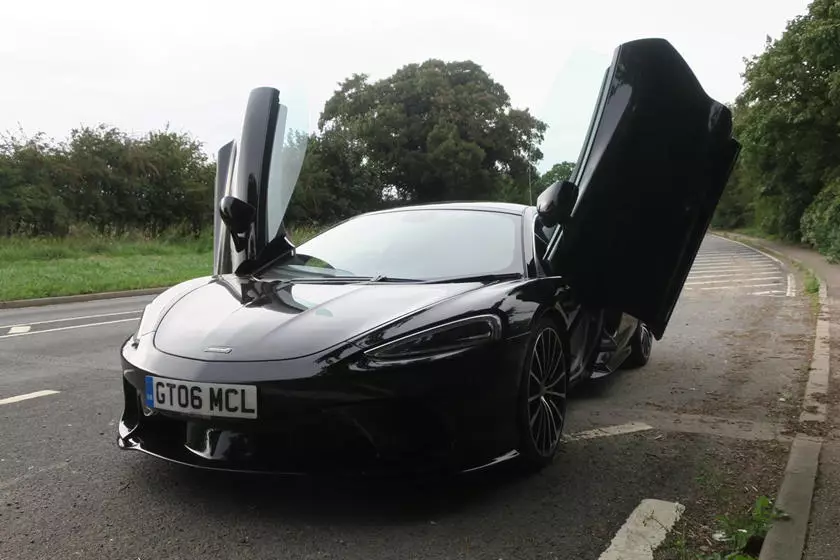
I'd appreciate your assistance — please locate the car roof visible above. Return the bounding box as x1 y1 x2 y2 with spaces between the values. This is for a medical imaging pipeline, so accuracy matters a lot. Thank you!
359 201 531 217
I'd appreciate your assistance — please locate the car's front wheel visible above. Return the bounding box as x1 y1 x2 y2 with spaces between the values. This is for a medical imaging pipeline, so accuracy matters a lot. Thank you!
517 316 569 471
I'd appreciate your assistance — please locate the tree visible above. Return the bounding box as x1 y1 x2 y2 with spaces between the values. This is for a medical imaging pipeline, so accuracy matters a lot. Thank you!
0 130 69 236
536 161 576 191
732 0 840 241
0 124 215 238
287 130 385 226
318 60 547 204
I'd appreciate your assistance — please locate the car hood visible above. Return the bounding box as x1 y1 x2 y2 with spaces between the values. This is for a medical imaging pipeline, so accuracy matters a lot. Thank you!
152 276 484 361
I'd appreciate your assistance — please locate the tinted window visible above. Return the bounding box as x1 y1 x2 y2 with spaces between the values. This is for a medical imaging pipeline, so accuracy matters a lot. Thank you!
265 105 305 240
266 209 523 280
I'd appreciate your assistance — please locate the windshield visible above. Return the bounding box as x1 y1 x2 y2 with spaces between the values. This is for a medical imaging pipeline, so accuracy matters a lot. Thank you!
263 209 524 281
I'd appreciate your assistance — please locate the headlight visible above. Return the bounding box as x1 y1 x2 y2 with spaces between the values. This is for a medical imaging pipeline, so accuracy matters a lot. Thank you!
131 304 154 346
130 277 211 345
363 314 503 366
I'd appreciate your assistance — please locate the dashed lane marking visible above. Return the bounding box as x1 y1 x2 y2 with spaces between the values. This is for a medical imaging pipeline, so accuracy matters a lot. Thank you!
598 499 685 560
564 422 654 441
7 326 31 334
0 309 142 330
0 317 139 340
0 390 60 406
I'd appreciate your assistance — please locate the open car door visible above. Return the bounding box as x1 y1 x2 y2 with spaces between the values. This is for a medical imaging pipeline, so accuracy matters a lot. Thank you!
544 38 741 340
213 87 307 277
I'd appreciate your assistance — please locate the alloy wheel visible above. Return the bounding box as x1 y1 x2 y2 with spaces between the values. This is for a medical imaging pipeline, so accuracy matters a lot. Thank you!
526 327 567 457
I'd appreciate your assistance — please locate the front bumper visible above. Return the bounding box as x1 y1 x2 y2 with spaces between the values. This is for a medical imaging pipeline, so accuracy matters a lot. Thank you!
117 336 528 476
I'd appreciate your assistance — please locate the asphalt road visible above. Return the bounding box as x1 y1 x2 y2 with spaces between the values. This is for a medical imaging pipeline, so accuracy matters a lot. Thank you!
0 235 815 560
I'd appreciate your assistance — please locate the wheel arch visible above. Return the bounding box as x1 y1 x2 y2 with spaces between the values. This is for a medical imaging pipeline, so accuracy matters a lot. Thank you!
527 306 573 370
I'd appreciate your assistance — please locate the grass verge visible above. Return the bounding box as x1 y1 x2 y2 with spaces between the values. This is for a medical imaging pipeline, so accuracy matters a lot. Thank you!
803 268 820 295
655 438 789 560
660 495 787 560
0 225 324 301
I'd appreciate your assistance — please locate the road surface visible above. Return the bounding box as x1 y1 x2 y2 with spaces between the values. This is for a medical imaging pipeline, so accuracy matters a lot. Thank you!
0 235 815 560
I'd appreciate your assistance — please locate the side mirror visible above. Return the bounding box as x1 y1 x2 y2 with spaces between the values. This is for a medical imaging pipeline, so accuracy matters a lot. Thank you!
219 195 257 254
536 180 579 227
219 195 256 234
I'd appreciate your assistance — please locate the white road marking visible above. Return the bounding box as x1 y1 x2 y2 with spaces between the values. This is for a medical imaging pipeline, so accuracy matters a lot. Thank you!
7 326 31 334
697 282 785 291
0 390 60 406
685 275 783 286
693 255 773 263
0 317 139 340
688 270 781 279
750 290 787 296
689 265 779 273
693 259 772 265
598 499 685 560
694 236 793 297
565 422 653 441
0 309 142 330
714 235 788 266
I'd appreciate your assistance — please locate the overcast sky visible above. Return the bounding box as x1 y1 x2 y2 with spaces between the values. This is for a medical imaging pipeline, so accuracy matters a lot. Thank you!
2 0 810 170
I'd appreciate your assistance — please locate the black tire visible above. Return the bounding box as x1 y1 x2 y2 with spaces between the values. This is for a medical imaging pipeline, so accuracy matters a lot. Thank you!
516 315 569 472
622 320 653 369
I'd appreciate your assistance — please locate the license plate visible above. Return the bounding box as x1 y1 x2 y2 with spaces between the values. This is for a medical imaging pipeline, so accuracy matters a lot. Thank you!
144 376 258 419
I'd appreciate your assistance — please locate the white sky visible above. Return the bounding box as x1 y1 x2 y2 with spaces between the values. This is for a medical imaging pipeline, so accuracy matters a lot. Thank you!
1 0 810 171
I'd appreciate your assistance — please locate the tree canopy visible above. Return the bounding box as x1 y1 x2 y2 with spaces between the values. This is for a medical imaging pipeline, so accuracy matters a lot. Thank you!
535 161 576 191
0 126 214 237
318 60 547 205
714 0 840 260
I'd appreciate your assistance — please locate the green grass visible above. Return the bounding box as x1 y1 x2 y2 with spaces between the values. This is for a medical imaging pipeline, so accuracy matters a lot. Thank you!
803 269 820 295
0 225 325 302
661 496 785 560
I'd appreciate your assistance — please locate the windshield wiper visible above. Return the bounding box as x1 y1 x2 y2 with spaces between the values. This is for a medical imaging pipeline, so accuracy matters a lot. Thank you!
420 272 523 284
263 275 372 285
263 274 417 285
368 274 418 283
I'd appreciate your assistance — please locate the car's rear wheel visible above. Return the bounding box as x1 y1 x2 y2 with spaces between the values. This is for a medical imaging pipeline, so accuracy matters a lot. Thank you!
622 320 653 369
517 316 568 471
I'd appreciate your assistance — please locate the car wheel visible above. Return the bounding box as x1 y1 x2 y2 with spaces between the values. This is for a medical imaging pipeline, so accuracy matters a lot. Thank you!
517 316 569 471
623 320 653 369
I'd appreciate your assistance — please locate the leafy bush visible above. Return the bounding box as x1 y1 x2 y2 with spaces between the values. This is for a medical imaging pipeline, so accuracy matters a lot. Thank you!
801 178 840 263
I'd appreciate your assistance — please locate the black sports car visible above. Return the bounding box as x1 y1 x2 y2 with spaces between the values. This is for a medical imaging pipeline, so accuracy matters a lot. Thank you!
117 38 740 475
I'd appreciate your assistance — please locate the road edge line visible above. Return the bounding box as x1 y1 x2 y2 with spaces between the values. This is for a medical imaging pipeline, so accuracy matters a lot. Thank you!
0 287 170 310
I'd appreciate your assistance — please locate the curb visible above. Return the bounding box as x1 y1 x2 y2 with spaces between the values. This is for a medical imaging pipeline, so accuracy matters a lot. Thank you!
0 287 169 310
710 232 831 560
759 434 823 560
